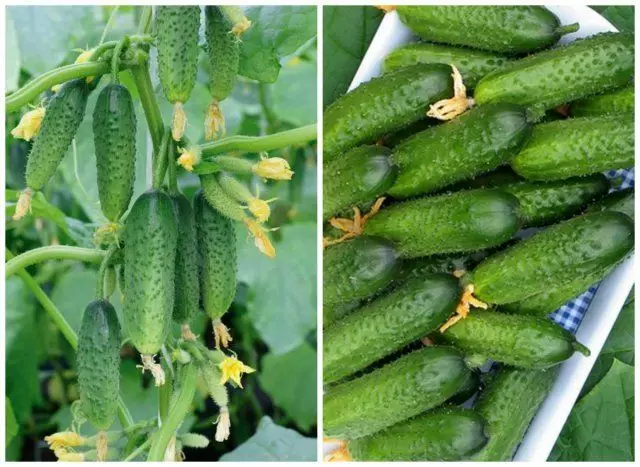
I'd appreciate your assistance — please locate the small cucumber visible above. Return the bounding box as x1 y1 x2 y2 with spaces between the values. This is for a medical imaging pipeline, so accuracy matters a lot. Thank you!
323 145 397 221
364 189 520 258
323 64 453 161
571 84 634 117
347 407 488 461
441 310 589 368
473 368 557 461
396 6 576 54
472 211 634 304
205 6 239 102
511 115 633 180
587 188 634 220
388 103 532 198
324 346 474 440
77 299 121 430
323 274 460 384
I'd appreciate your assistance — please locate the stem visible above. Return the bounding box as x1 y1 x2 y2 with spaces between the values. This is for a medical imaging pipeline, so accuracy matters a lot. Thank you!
152 129 170 189
111 36 130 83
167 139 178 194
5 246 105 278
158 352 173 425
123 437 152 462
130 63 163 152
258 83 278 132
99 6 120 45
96 246 117 299
138 6 153 35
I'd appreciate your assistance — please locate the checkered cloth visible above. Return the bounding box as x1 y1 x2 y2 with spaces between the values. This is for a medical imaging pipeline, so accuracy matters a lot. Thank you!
550 168 635 333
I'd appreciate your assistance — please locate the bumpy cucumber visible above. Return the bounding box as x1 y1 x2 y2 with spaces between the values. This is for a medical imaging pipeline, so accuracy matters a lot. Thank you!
473 368 557 461
324 64 453 161
323 301 360 329
171 193 200 325
474 33 634 115
348 407 488 461
472 211 634 304
587 188 634 219
93 84 137 222
199 174 246 221
77 299 121 430
205 6 239 102
511 114 633 180
324 346 474 439
388 103 531 197
324 274 460 384
323 145 397 220
384 42 509 88
451 166 523 191
194 190 237 322
25 79 90 191
396 6 576 54
383 119 437 147
395 252 486 285
364 189 520 258
441 310 589 368
323 236 398 306
124 190 177 355
571 84 634 117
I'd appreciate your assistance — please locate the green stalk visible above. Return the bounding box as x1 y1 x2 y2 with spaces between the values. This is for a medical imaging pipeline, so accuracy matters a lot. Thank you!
137 6 153 35
5 246 105 278
130 63 164 152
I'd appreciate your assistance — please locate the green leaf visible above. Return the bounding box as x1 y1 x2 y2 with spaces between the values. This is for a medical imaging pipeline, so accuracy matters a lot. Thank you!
239 6 317 83
323 6 383 107
271 58 317 127
219 416 316 461
591 6 634 34
6 398 19 446
258 343 317 431
5 11 21 93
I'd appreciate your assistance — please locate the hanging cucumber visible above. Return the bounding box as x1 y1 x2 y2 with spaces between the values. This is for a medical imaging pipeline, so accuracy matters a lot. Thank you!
571 84 634 117
587 188 634 219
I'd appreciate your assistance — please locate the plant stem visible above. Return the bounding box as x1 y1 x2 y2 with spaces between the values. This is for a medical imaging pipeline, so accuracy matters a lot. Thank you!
96 246 117 299
123 436 152 462
258 83 278 132
5 246 105 278
138 6 153 35
130 63 164 152
152 129 170 189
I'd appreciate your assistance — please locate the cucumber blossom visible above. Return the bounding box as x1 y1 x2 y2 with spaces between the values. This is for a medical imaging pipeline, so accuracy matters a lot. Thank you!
571 84 634 117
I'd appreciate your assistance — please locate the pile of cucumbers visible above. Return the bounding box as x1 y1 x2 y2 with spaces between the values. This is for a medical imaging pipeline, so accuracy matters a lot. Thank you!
323 6 634 462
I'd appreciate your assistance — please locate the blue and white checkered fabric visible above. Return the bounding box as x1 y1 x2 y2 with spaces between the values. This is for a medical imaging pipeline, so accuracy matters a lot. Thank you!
550 168 635 333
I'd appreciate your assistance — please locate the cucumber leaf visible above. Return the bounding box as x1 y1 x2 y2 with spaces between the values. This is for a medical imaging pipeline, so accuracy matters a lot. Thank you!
6 397 19 446
590 6 635 34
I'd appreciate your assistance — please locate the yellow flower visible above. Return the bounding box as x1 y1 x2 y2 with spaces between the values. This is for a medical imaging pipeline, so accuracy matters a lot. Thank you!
252 156 294 181
244 218 276 258
45 431 87 450
232 17 252 36
248 197 275 223
54 448 85 462
215 406 231 442
177 146 201 172
75 48 96 83
11 107 46 141
218 355 255 388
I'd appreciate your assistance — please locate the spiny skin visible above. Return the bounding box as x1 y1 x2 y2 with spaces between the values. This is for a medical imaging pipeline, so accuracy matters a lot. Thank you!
383 42 509 88
395 251 486 285
93 84 137 222
124 190 177 355
450 166 522 191
474 33 635 115
472 211 634 304
473 368 557 461
587 188 634 220
26 79 90 190
364 189 520 258
323 64 453 161
383 119 437 148
77 299 121 430
511 114 634 180
323 346 473 440
194 190 237 322
171 193 200 324
349 407 488 461
199 174 246 221
571 84 634 117
205 6 239 102
389 103 532 198
396 6 569 54
323 236 398 306
323 145 396 220
155 6 200 104
441 311 584 369
323 274 460 384
323 301 360 329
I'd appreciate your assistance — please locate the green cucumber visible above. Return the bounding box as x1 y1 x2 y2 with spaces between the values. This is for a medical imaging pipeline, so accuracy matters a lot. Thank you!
323 274 460 384
77 299 121 430
449 167 523 192
364 189 520 258
199 174 246 221
441 310 589 368
347 407 488 461
472 211 634 304
382 119 438 147
324 346 474 439
323 301 360 329
388 103 532 197
587 188 634 219
323 64 453 161
511 114 633 180
474 33 634 115
473 368 557 461
124 190 177 356
93 83 137 222
205 6 239 102
323 145 397 221
571 84 634 117
396 6 577 54
395 252 486 285
383 42 509 88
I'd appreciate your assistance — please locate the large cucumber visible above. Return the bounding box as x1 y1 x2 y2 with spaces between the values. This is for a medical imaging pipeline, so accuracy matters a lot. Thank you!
571 84 634 117
587 188 634 219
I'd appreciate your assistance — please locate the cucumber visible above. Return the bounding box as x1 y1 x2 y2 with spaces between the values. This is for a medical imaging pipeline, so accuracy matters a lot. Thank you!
396 6 576 54
324 145 396 220
474 33 634 115
347 407 488 461
383 42 509 88
323 301 360 329
205 6 239 102
93 84 137 222
472 211 634 304
323 274 460 384
382 119 438 148
323 346 474 439
364 189 520 258
77 299 121 430
449 166 523 191
511 115 634 180
473 368 557 461
124 190 177 356
395 251 486 285
587 188 634 219
441 310 589 368
571 84 634 117
324 64 454 161
388 103 531 198
199 174 246 221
